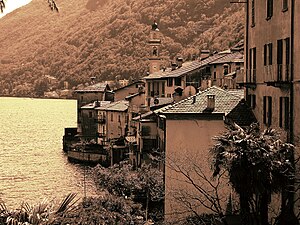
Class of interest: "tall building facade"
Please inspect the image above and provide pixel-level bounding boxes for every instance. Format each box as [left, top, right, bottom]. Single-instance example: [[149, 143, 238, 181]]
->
[[245, 0, 300, 145], [245, 0, 300, 218]]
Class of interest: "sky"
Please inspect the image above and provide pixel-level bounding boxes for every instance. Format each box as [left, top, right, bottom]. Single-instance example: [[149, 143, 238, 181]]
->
[[0, 0, 32, 18]]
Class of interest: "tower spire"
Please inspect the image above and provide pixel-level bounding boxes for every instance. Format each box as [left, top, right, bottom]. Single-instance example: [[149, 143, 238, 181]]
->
[[148, 21, 162, 74]]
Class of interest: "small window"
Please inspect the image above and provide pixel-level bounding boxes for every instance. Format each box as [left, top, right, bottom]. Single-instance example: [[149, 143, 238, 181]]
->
[[279, 97, 289, 129], [118, 115, 121, 122], [223, 65, 229, 75], [175, 77, 181, 86], [251, 0, 255, 26], [266, 0, 273, 19], [111, 113, 113, 122], [213, 72, 216, 80], [89, 111, 93, 118], [268, 43, 273, 65], [282, 0, 288, 11], [167, 78, 173, 87], [246, 94, 256, 109], [263, 96, 272, 126]]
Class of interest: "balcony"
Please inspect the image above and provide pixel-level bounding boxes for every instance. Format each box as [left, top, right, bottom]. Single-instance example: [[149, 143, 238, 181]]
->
[[264, 64, 291, 88], [236, 69, 256, 88]]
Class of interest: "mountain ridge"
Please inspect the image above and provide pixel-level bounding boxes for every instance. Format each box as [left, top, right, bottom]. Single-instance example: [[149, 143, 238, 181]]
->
[[0, 0, 244, 97]]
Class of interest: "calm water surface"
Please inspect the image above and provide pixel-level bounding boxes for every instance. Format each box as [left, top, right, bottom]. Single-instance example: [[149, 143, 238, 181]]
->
[[0, 97, 97, 208]]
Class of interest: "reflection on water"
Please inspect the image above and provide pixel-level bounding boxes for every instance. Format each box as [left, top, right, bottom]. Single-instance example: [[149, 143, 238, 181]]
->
[[0, 97, 97, 208]]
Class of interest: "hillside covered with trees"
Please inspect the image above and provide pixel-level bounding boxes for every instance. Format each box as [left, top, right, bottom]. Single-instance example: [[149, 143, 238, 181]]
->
[[0, 0, 244, 97]]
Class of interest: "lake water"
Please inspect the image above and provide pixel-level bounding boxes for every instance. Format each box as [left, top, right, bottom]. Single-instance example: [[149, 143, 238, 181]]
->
[[0, 97, 97, 208]]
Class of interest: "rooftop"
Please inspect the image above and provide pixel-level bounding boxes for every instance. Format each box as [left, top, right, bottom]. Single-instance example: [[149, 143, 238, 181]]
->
[[144, 51, 243, 80], [96, 100, 129, 112], [75, 83, 110, 93], [81, 101, 111, 109], [155, 86, 255, 126]]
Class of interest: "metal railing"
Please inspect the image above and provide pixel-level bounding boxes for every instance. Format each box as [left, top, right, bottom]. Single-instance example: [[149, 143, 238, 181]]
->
[[264, 64, 291, 83]]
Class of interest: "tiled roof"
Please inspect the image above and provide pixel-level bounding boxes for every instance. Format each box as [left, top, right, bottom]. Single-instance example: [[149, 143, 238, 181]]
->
[[209, 52, 243, 65], [226, 89, 245, 99], [96, 100, 129, 112], [125, 92, 144, 100], [75, 83, 109, 92], [156, 86, 243, 115], [132, 111, 154, 121], [156, 86, 255, 126], [114, 80, 145, 92], [150, 97, 174, 108], [81, 101, 111, 109], [144, 54, 226, 80]]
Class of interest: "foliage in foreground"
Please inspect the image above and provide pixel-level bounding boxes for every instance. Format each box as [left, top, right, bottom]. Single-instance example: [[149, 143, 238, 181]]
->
[[93, 160, 164, 222], [0, 194, 147, 225], [49, 195, 146, 225], [211, 122, 297, 225], [0, 193, 78, 225]]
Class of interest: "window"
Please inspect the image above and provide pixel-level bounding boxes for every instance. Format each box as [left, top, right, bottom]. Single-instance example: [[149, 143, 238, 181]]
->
[[167, 78, 173, 87], [111, 113, 113, 122], [251, 0, 255, 26], [247, 94, 256, 109], [118, 115, 121, 122], [268, 43, 273, 65], [264, 43, 273, 65], [89, 111, 93, 118], [147, 82, 151, 97], [279, 97, 289, 129], [277, 39, 283, 80], [285, 38, 290, 80], [161, 81, 165, 97], [213, 72, 217, 80], [263, 96, 272, 126], [223, 65, 229, 75], [249, 47, 256, 83], [175, 77, 181, 86], [266, 0, 273, 19], [282, 0, 288, 11]]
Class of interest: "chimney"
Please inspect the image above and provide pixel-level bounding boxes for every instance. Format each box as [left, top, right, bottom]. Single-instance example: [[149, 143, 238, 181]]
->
[[192, 95, 196, 104], [200, 50, 210, 61], [207, 94, 215, 111], [171, 62, 177, 71], [176, 57, 183, 68]]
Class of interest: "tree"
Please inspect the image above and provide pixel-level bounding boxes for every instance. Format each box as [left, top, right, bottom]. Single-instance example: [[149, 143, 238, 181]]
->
[[0, 193, 78, 225], [93, 160, 164, 222], [48, 194, 146, 225], [167, 156, 234, 225], [211, 122, 298, 225]]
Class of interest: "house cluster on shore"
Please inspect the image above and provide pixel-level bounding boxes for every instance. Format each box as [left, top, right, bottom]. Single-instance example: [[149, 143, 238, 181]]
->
[[63, 1, 300, 221]]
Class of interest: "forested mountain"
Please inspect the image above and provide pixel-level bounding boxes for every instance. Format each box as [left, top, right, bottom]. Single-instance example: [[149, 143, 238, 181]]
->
[[0, 0, 244, 97]]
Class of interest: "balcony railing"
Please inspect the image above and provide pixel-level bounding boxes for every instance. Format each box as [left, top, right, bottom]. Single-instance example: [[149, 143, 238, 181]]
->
[[237, 69, 256, 88], [264, 64, 291, 87]]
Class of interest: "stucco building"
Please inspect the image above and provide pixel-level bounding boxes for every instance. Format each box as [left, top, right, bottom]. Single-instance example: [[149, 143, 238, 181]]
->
[[155, 86, 256, 221], [244, 0, 300, 217], [74, 83, 113, 135]]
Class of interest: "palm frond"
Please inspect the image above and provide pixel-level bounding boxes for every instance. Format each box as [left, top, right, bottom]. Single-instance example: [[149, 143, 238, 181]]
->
[[55, 193, 78, 214]]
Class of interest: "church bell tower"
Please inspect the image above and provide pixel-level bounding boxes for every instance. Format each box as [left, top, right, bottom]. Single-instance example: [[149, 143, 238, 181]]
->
[[148, 21, 161, 74]]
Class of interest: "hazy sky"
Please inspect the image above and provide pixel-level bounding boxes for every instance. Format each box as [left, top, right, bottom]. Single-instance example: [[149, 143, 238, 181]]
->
[[0, 0, 32, 18]]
